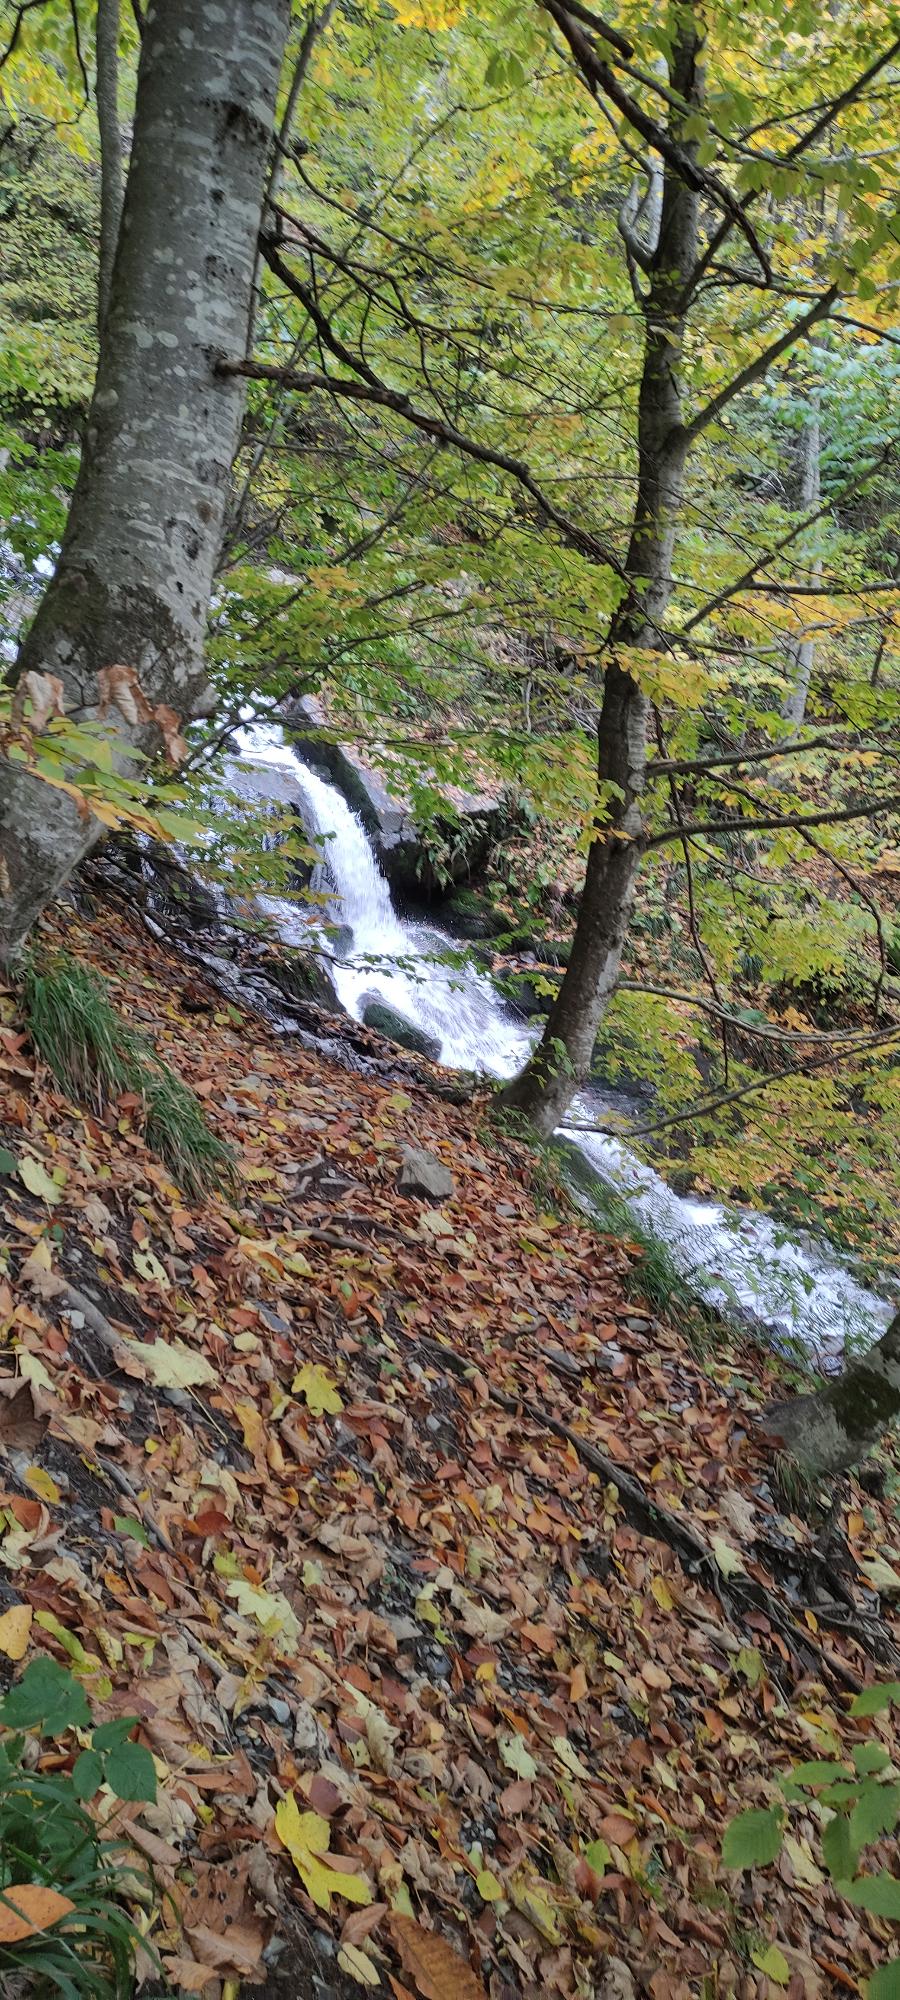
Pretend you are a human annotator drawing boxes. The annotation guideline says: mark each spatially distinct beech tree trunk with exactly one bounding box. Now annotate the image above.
[95,0,124,330]
[0,0,290,963]
[501,24,701,1136]
[764,1309,900,1474]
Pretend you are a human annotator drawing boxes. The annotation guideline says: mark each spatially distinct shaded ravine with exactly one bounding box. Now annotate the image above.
[230,722,891,1363]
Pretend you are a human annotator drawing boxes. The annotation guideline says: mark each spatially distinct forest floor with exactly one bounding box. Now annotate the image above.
[0,886,898,2000]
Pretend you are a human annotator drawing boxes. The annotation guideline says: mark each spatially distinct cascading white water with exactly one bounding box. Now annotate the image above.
[230,722,892,1362]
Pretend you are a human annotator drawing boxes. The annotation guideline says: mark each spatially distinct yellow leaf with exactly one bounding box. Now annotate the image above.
[651,1575,675,1612]
[859,1556,900,1593]
[0,1603,32,1660]
[234,1400,264,1457]
[18,1157,64,1206]
[275,1793,372,1911]
[133,1339,216,1391]
[712,1536,745,1578]
[24,1466,60,1506]
[133,1246,170,1289]
[750,1942,790,1985]
[338,1943,380,1988]
[292,1363,343,1416]
[226,1579,301,1651]
[475,1868,503,1902]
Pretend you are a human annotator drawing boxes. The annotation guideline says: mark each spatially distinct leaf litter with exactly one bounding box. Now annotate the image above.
[0,893,898,1998]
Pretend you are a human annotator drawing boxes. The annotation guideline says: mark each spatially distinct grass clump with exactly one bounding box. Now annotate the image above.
[23,954,233,1200]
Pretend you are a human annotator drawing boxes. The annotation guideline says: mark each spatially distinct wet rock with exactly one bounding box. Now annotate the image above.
[263,946,340,1013]
[361,998,441,1062]
[399,1145,455,1201]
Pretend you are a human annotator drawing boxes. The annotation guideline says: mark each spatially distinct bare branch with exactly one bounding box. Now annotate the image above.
[644,790,900,853]
[679,286,838,447]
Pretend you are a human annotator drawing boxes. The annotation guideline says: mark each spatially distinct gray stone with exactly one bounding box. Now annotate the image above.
[398,1146,455,1201]
[597,1959,636,2000]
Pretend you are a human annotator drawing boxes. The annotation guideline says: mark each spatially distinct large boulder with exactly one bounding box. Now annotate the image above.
[360,996,441,1062]
[397,1145,455,1201]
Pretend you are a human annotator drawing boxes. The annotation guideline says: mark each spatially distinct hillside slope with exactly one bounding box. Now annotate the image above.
[0,888,898,2000]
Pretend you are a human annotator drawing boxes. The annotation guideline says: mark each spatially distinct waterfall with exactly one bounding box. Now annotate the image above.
[229,722,892,1364]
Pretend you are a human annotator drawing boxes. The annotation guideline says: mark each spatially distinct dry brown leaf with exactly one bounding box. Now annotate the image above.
[97,662,155,728]
[183,1920,266,1977]
[9,670,66,737]
[0,1382,50,1455]
[389,1915,487,2000]
[154,703,188,764]
[0,1884,75,1942]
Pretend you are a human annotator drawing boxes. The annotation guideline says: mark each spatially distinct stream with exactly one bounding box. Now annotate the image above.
[226,722,892,1367]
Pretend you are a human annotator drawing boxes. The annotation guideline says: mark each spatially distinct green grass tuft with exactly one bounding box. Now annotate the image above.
[23,954,234,1201]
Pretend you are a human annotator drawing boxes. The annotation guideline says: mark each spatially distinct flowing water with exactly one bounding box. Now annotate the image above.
[229,722,892,1363]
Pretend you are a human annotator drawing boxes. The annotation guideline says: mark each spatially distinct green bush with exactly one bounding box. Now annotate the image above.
[0,1654,157,1997]
[723,1680,900,1997]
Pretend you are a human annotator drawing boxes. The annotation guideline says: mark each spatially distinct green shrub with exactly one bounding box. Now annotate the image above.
[22,955,233,1199]
[723,1680,900,1998]
[0,1655,157,1997]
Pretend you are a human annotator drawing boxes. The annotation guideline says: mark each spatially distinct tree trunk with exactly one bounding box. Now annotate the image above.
[0,0,290,963]
[95,0,124,330]
[501,23,701,1136]
[763,1309,900,1475]
[781,388,822,726]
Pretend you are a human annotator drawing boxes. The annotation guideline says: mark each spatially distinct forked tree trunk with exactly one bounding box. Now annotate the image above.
[0,0,290,962]
[764,1309,900,1474]
[501,25,701,1136]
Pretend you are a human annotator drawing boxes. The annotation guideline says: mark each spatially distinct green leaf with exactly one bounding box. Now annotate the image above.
[113,1515,150,1548]
[852,1682,900,1717]
[822,1813,856,1883]
[92,1716,140,1752]
[750,1943,790,1985]
[71,1749,104,1800]
[722,1808,784,1870]
[0,1148,18,1176]
[583,1839,612,1875]
[846,1874,900,1919]
[105,1740,157,1803]
[0,1656,91,1735]
[853,1743,891,1776]
[17,1155,65,1205]
[870,1960,900,1998]
[850,1782,900,1850]
[790,1760,852,1787]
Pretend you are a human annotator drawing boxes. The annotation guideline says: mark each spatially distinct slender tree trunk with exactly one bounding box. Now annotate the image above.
[781,387,822,726]
[764,1309,900,1474]
[0,0,290,963]
[95,0,124,330]
[501,24,701,1136]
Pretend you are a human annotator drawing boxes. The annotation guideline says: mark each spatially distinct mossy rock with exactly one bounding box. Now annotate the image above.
[361,998,441,1062]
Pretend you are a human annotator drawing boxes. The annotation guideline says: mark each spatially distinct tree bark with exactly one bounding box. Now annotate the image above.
[501,19,701,1136]
[95,0,124,330]
[0,0,290,963]
[763,1309,900,1474]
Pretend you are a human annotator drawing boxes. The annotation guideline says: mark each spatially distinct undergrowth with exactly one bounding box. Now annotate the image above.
[22,954,233,1200]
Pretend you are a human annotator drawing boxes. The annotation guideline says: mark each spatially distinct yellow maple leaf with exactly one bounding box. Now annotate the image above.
[292,1363,343,1416]
[274,1794,372,1911]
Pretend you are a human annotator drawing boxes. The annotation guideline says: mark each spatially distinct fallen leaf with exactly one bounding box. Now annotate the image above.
[292,1363,343,1416]
[498,1732,538,1780]
[389,1915,488,2000]
[0,1884,75,1943]
[275,1793,372,1911]
[18,1157,64,1206]
[133,1340,216,1391]
[339,1941,381,1987]
[0,1603,32,1660]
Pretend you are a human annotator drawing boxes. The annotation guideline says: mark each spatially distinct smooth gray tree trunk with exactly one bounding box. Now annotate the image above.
[764,1309,900,1474]
[0,0,290,962]
[501,24,701,1136]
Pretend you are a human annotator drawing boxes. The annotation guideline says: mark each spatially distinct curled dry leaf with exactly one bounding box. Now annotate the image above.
[388,1915,488,2000]
[97,662,155,728]
[8,670,66,738]
[154,703,188,764]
